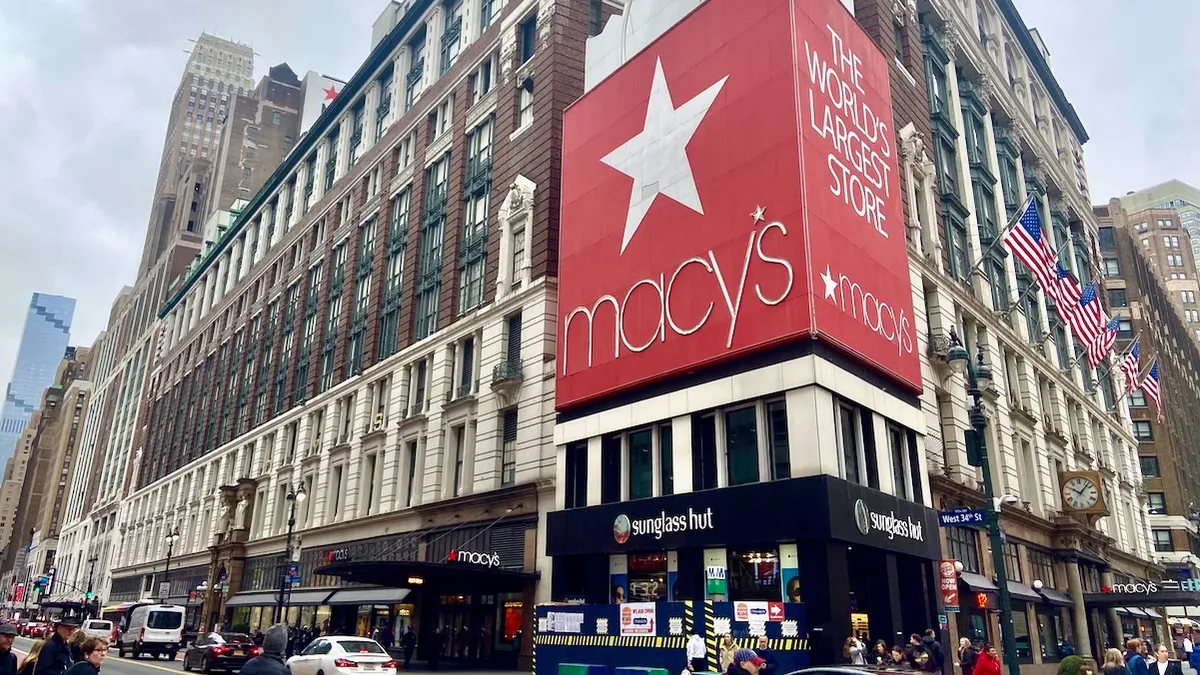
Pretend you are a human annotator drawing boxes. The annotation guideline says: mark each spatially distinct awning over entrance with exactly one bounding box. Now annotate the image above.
[959,572,998,592]
[1038,588,1073,607]
[225,590,336,607]
[315,561,538,595]
[325,588,411,606]
[165,596,201,607]
[1145,608,1163,619]
[1008,582,1041,603]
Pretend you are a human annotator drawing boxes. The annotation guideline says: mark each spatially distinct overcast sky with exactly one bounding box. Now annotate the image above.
[0,0,1194,388]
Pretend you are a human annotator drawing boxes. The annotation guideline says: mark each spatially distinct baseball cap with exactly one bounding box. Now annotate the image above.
[734,648,766,666]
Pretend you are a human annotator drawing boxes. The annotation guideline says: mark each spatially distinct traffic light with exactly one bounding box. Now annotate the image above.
[85,591,93,600]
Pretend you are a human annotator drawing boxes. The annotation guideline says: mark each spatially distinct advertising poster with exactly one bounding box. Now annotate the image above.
[733,601,770,623]
[781,567,801,602]
[610,572,629,604]
[938,560,959,612]
[619,602,657,635]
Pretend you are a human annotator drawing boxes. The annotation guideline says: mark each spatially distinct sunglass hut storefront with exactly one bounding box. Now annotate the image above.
[545,475,943,666]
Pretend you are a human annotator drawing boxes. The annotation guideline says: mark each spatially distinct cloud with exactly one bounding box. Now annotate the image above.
[0,1,381,384]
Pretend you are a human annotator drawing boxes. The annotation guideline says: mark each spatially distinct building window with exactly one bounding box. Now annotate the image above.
[415,154,450,340]
[481,0,501,30]
[946,526,980,574]
[242,167,252,181]
[725,406,759,486]
[1098,227,1116,250]
[988,257,1009,312]
[627,553,668,602]
[458,117,493,314]
[1129,388,1146,407]
[295,265,323,403]
[1184,291,1196,304]
[518,13,537,63]
[1133,421,1153,441]
[272,111,281,125]
[888,425,912,499]
[1108,289,1127,307]
[1003,543,1022,582]
[727,549,781,602]
[1148,492,1166,514]
[836,400,878,489]
[510,223,526,288]
[517,77,535,129]
[1140,455,1160,477]
[564,441,588,509]
[945,211,970,281]
[378,190,409,359]
[405,33,427,111]
[893,21,906,62]
[658,424,674,496]
[1028,549,1055,587]
[1103,258,1120,277]
[766,400,790,481]
[1117,319,1133,339]
[601,434,621,503]
[440,0,464,75]
[500,407,517,486]
[347,218,376,377]
[1153,529,1173,553]
[692,412,718,491]
[319,243,348,393]
[627,428,653,500]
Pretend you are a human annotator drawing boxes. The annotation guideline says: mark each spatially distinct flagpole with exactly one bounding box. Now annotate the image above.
[1009,237,1073,318]
[1110,351,1151,409]
[1096,331,1141,383]
[968,195,1036,281]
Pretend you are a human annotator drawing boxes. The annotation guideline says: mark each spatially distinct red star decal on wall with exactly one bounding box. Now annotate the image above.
[323,85,339,101]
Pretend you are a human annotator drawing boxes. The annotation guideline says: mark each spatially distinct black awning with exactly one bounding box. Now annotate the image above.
[959,572,998,592]
[1038,587,1073,607]
[288,590,337,607]
[1144,608,1164,619]
[324,588,411,606]
[1008,582,1041,603]
[315,561,538,594]
[225,592,279,608]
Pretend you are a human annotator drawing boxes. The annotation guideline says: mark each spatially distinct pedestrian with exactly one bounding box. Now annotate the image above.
[844,636,866,665]
[922,630,946,673]
[66,631,87,663]
[725,648,765,675]
[240,624,289,675]
[1102,648,1128,675]
[0,624,19,675]
[754,636,778,675]
[401,627,416,670]
[886,646,910,669]
[427,628,444,671]
[60,639,106,675]
[719,635,736,671]
[973,645,1001,675]
[1182,635,1193,666]
[34,618,77,675]
[1127,638,1151,675]
[686,632,706,672]
[17,639,46,675]
[870,640,888,666]
[1150,643,1183,675]
[956,637,978,675]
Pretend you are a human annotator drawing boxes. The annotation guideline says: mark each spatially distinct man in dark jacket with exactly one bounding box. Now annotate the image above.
[34,618,77,675]
[754,636,779,675]
[1126,638,1151,675]
[0,623,19,675]
[922,630,946,673]
[241,624,289,675]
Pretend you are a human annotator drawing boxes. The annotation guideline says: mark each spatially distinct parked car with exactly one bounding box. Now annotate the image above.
[81,619,116,642]
[117,604,186,660]
[286,636,397,675]
[182,632,260,673]
[21,622,47,638]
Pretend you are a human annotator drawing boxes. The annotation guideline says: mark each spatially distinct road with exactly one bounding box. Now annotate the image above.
[12,636,185,675]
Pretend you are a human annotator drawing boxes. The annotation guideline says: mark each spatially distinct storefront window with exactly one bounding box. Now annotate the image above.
[628,429,653,500]
[627,553,668,602]
[1037,609,1061,662]
[1004,543,1022,582]
[692,413,718,490]
[1029,549,1055,587]
[728,548,781,601]
[725,406,759,486]
[1008,607,1032,662]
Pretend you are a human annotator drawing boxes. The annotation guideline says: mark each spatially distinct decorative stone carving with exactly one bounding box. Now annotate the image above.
[234,497,248,530]
[505,179,534,217]
[891,0,917,23]
[937,21,961,55]
[898,125,926,162]
[974,72,996,108]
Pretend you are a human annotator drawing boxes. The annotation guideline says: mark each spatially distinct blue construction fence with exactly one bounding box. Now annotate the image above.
[534,602,810,675]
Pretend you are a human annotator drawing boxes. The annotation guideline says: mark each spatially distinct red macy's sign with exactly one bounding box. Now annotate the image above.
[557,0,920,409]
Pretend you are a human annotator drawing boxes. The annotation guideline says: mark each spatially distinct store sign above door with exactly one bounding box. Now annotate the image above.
[449,549,501,568]
[326,549,352,563]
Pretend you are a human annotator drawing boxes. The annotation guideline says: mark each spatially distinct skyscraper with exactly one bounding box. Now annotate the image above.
[0,293,76,466]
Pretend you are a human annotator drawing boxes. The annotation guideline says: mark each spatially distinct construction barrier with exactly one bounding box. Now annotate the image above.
[535,602,810,675]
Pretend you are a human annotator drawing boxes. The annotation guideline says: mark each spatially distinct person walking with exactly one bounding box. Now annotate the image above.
[17,639,46,675]
[0,624,19,675]
[724,649,765,675]
[1150,643,1183,675]
[686,632,706,672]
[719,635,736,672]
[34,618,77,675]
[1127,638,1151,675]
[922,630,946,673]
[956,637,978,675]
[754,636,778,675]
[400,627,417,670]
[240,625,290,675]
[844,637,866,666]
[972,645,1001,675]
[60,639,106,675]
[1102,648,1128,675]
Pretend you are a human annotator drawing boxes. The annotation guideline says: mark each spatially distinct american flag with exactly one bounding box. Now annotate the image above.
[1050,262,1081,308]
[1002,199,1058,291]
[1086,315,1120,368]
[1120,339,1141,392]
[1142,360,1162,422]
[1063,282,1107,346]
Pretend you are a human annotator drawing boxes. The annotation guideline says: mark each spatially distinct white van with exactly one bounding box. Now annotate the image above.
[118,604,186,660]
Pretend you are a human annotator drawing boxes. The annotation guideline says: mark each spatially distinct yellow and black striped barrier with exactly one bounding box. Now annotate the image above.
[536,635,689,648]
[704,600,717,672]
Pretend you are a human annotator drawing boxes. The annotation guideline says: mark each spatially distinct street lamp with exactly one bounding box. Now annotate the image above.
[162,526,182,602]
[84,555,99,619]
[274,483,307,624]
[945,328,1019,675]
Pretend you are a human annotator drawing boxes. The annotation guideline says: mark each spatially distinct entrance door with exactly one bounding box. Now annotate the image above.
[434,595,497,665]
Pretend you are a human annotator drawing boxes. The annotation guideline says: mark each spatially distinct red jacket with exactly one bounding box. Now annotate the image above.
[973,652,1002,675]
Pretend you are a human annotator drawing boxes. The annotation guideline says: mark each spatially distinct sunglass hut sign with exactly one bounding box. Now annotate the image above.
[853,499,924,542]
